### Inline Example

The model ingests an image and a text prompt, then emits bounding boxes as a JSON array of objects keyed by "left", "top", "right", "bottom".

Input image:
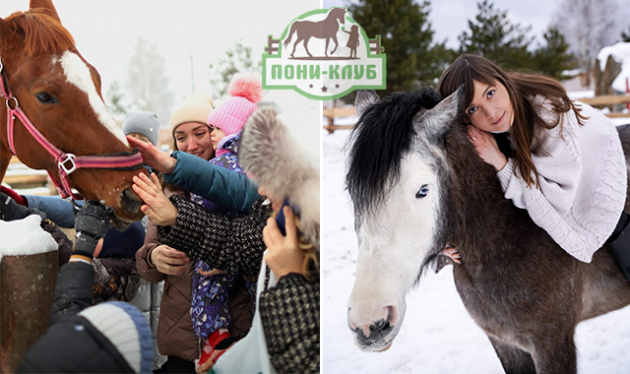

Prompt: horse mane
[
  {"left": 346, "top": 88, "right": 442, "bottom": 216},
  {"left": 4, "top": 9, "right": 75, "bottom": 56}
]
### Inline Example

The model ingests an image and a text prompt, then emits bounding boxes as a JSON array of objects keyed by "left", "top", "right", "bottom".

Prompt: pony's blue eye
[
  {"left": 416, "top": 184, "right": 429, "bottom": 199},
  {"left": 36, "top": 91, "right": 57, "bottom": 105}
]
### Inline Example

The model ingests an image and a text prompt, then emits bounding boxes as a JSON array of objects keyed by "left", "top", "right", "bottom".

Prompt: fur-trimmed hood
[{"left": 239, "top": 108, "right": 320, "bottom": 249}]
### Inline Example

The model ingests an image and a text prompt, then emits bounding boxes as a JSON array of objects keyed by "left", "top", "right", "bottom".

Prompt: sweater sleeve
[
  {"left": 259, "top": 273, "right": 320, "bottom": 374},
  {"left": 496, "top": 112, "right": 589, "bottom": 261},
  {"left": 163, "top": 151, "right": 260, "bottom": 213},
  {"left": 157, "top": 195, "right": 269, "bottom": 276}
]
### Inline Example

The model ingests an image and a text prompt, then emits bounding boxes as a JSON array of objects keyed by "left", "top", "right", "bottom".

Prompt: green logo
[{"left": 263, "top": 8, "right": 386, "bottom": 100}]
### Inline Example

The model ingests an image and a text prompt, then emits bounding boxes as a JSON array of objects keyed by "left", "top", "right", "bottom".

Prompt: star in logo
[{"left": 321, "top": 86, "right": 328, "bottom": 93}]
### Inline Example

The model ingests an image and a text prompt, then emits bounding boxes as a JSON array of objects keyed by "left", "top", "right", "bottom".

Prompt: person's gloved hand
[
  {"left": 0, "top": 191, "right": 46, "bottom": 222},
  {"left": 73, "top": 201, "right": 113, "bottom": 259}
]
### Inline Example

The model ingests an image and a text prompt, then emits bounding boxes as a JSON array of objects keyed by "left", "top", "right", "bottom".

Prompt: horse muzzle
[
  {"left": 348, "top": 304, "right": 401, "bottom": 352},
  {"left": 115, "top": 187, "right": 144, "bottom": 224}
]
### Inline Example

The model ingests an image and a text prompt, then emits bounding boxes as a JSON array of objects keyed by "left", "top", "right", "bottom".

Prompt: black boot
[{"left": 606, "top": 212, "right": 630, "bottom": 283}]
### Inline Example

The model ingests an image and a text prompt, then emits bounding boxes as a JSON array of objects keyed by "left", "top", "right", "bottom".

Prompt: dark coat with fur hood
[{"left": 156, "top": 107, "right": 320, "bottom": 373}]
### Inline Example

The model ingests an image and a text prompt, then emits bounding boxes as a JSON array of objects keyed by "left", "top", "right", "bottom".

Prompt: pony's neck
[{"left": 440, "top": 130, "right": 517, "bottom": 264}]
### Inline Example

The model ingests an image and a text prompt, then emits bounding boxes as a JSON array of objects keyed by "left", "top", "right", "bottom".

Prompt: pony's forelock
[
  {"left": 346, "top": 88, "right": 442, "bottom": 217},
  {"left": 5, "top": 9, "right": 75, "bottom": 57}
]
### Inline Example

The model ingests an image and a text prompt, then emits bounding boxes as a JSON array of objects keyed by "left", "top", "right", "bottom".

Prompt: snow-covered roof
[{"left": 597, "top": 42, "right": 630, "bottom": 93}]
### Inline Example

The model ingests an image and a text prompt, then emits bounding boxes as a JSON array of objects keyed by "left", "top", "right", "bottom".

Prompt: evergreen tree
[
  {"left": 105, "top": 81, "right": 128, "bottom": 117},
  {"left": 208, "top": 42, "right": 262, "bottom": 98},
  {"left": 347, "top": 0, "right": 452, "bottom": 96},
  {"left": 458, "top": 0, "right": 534, "bottom": 70},
  {"left": 622, "top": 26, "right": 630, "bottom": 42},
  {"left": 534, "top": 25, "right": 576, "bottom": 81}
]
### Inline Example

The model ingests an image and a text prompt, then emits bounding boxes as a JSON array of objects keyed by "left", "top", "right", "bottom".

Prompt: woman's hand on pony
[
  {"left": 132, "top": 172, "right": 178, "bottom": 226},
  {"left": 149, "top": 244, "right": 190, "bottom": 276},
  {"left": 468, "top": 125, "right": 507, "bottom": 171},
  {"left": 440, "top": 243, "right": 461, "bottom": 265},
  {"left": 127, "top": 136, "right": 177, "bottom": 174},
  {"left": 263, "top": 206, "right": 304, "bottom": 278}
]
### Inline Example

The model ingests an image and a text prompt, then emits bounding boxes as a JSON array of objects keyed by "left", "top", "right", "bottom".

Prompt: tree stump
[{"left": 0, "top": 252, "right": 58, "bottom": 373}]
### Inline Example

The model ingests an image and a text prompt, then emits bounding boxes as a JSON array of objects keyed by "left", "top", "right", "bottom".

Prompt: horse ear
[
  {"left": 355, "top": 90, "right": 380, "bottom": 117},
  {"left": 29, "top": 0, "right": 61, "bottom": 23},
  {"left": 420, "top": 85, "right": 465, "bottom": 141}
]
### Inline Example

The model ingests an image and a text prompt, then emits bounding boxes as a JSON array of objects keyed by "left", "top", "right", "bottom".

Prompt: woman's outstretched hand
[
  {"left": 127, "top": 136, "right": 177, "bottom": 174},
  {"left": 132, "top": 173, "right": 178, "bottom": 226},
  {"left": 263, "top": 206, "right": 304, "bottom": 278},
  {"left": 467, "top": 125, "right": 508, "bottom": 171}
]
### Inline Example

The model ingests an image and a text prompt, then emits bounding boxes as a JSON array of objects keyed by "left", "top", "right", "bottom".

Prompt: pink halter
[{"left": 0, "top": 60, "right": 144, "bottom": 200}]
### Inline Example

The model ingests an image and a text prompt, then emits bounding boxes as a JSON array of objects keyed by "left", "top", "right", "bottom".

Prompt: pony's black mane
[{"left": 346, "top": 88, "right": 442, "bottom": 216}]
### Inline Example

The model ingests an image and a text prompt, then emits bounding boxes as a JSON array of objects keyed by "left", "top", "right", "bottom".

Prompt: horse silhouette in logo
[{"left": 283, "top": 8, "right": 346, "bottom": 59}]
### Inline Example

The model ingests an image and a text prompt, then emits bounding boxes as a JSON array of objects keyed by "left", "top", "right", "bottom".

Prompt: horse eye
[
  {"left": 36, "top": 91, "right": 58, "bottom": 104},
  {"left": 416, "top": 184, "right": 429, "bottom": 199}
]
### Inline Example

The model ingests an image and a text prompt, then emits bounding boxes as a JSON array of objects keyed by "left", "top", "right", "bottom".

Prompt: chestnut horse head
[{"left": 0, "top": 0, "right": 147, "bottom": 226}]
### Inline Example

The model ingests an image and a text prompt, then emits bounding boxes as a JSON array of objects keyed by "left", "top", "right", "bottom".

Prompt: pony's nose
[
  {"left": 348, "top": 305, "right": 398, "bottom": 338},
  {"left": 120, "top": 187, "right": 142, "bottom": 217}
]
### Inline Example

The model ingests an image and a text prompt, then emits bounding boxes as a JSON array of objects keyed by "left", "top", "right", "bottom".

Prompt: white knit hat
[
  {"left": 169, "top": 93, "right": 214, "bottom": 135},
  {"left": 79, "top": 301, "right": 153, "bottom": 373}
]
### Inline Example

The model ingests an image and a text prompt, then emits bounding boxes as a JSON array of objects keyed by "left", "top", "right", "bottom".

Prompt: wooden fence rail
[{"left": 4, "top": 157, "right": 53, "bottom": 195}]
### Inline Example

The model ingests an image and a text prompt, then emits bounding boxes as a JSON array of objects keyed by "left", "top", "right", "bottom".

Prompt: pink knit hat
[{"left": 208, "top": 73, "right": 263, "bottom": 136}]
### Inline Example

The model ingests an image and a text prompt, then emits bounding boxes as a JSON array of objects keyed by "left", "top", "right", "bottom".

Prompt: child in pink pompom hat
[
  {"left": 208, "top": 73, "right": 263, "bottom": 156},
  {"left": 192, "top": 72, "right": 264, "bottom": 369}
]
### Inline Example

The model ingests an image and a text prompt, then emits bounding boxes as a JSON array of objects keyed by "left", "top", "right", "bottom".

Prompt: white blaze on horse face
[
  {"left": 349, "top": 152, "right": 439, "bottom": 349},
  {"left": 57, "top": 52, "right": 129, "bottom": 146}
]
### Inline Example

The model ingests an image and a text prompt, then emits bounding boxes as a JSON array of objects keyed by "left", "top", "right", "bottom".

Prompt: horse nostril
[
  {"left": 120, "top": 187, "right": 141, "bottom": 216},
  {"left": 386, "top": 305, "right": 399, "bottom": 326}
]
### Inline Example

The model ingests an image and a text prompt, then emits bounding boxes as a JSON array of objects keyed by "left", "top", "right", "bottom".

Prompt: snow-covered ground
[{"left": 321, "top": 116, "right": 630, "bottom": 374}]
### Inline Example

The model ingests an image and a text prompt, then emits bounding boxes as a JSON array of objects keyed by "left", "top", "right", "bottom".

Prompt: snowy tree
[
  {"left": 554, "top": 0, "right": 622, "bottom": 87},
  {"left": 126, "top": 36, "right": 174, "bottom": 127},
  {"left": 458, "top": 0, "right": 534, "bottom": 71},
  {"left": 208, "top": 42, "right": 262, "bottom": 98}
]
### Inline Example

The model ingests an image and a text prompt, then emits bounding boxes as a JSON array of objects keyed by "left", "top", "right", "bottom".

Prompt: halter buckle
[
  {"left": 59, "top": 153, "right": 77, "bottom": 175},
  {"left": 6, "top": 96, "right": 17, "bottom": 109}
]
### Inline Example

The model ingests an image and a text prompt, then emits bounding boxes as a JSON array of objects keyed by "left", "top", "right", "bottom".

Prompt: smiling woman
[{"left": 437, "top": 54, "right": 628, "bottom": 268}]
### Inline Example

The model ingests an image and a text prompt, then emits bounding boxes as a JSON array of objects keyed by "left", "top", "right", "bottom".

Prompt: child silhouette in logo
[{"left": 343, "top": 24, "right": 360, "bottom": 58}]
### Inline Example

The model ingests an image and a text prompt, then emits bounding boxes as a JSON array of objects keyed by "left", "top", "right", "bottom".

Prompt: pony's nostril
[
  {"left": 386, "top": 305, "right": 399, "bottom": 326},
  {"left": 120, "top": 188, "right": 141, "bottom": 216}
]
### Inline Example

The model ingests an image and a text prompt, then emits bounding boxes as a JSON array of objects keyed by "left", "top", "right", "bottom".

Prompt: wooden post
[
  {"left": 0, "top": 252, "right": 58, "bottom": 373},
  {"left": 327, "top": 116, "right": 335, "bottom": 134}
]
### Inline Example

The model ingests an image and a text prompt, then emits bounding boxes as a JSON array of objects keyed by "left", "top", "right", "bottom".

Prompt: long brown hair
[{"left": 436, "top": 54, "right": 587, "bottom": 187}]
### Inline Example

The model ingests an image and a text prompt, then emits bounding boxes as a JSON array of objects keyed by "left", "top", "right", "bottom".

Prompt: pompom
[{"left": 227, "top": 73, "right": 263, "bottom": 104}]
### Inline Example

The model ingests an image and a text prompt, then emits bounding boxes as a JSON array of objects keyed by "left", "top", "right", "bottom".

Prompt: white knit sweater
[{"left": 496, "top": 97, "right": 627, "bottom": 263}]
